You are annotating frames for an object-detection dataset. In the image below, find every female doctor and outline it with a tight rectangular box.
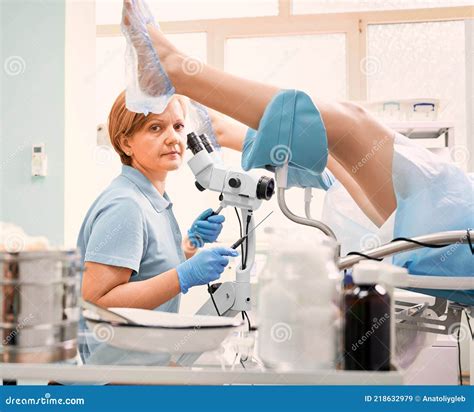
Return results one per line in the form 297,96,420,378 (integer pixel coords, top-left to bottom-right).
78,92,238,365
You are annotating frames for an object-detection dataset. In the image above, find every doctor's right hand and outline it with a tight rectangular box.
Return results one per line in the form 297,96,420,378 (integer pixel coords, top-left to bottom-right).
176,247,239,294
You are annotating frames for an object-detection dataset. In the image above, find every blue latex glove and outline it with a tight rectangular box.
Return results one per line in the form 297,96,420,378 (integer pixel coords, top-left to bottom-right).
177,247,239,294
188,208,225,248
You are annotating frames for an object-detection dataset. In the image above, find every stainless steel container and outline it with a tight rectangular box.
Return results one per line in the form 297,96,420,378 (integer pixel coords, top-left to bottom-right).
0,250,82,363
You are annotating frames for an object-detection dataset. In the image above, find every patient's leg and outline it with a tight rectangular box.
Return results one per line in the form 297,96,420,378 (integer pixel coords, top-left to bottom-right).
327,156,385,226
148,26,396,225
210,109,385,224
316,100,396,225
148,27,278,130
210,108,394,226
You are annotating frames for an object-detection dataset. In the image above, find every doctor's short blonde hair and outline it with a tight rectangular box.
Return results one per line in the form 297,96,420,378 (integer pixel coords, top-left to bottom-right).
108,91,188,165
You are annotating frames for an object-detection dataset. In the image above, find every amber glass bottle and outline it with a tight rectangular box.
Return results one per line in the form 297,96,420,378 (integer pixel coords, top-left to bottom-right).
343,264,391,371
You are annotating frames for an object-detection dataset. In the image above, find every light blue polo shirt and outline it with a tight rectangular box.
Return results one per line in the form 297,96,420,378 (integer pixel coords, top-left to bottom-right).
77,165,185,366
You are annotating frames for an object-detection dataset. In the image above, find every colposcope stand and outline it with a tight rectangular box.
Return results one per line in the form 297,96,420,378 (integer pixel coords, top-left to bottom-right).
177,209,255,366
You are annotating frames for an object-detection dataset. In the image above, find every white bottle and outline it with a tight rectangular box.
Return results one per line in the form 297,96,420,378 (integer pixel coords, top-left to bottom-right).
257,228,341,370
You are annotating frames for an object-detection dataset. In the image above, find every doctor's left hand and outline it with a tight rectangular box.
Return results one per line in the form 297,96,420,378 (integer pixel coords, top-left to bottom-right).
188,208,225,248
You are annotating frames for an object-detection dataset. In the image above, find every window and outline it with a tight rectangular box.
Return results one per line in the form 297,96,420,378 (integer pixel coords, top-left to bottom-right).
292,0,472,15
367,21,467,167
96,0,279,25
225,34,347,100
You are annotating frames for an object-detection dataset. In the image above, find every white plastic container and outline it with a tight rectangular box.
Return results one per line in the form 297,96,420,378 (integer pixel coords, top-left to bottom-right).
360,98,440,122
405,98,439,121
257,228,341,370
360,100,405,121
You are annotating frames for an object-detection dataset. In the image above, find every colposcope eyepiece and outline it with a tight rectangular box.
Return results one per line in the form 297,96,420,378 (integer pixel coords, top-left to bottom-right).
199,134,214,153
187,132,204,155
256,176,275,200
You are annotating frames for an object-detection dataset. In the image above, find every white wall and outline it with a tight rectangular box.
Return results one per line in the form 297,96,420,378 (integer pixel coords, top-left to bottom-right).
65,1,121,248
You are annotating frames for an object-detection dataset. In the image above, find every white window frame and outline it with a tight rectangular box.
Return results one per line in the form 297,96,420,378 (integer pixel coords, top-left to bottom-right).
96,1,472,101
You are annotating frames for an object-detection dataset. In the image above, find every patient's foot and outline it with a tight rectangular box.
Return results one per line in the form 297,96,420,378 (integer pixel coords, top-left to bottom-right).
122,0,176,113
146,24,190,95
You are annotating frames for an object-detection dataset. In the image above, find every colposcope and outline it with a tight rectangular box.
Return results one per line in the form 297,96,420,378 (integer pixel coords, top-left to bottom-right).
186,131,274,302
177,132,275,365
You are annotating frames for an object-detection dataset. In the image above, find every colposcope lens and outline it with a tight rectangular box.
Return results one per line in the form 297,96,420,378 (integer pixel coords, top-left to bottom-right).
199,134,214,153
256,176,275,200
187,132,204,155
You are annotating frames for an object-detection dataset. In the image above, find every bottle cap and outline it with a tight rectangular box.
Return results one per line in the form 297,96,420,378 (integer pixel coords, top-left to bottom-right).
352,260,409,286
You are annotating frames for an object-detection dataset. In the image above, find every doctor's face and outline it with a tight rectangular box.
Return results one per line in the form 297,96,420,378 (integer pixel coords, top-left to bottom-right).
126,98,187,173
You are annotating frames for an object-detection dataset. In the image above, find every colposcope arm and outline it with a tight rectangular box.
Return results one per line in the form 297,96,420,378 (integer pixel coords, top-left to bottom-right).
232,209,255,312
176,211,256,367
275,165,338,242
304,188,313,220
277,188,337,241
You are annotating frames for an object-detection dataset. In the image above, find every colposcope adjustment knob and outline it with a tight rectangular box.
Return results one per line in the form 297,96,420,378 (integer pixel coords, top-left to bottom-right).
195,181,206,192
229,177,241,188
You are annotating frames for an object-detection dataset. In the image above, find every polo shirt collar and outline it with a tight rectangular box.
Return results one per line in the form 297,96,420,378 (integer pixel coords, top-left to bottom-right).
121,165,170,213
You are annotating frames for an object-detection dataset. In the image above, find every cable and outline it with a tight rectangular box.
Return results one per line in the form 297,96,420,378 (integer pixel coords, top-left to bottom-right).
347,230,474,262
457,325,463,386
234,207,243,238
390,237,451,249
242,310,252,331
234,208,245,266
231,352,239,369
207,283,221,316
346,251,383,261
465,310,473,338
243,214,251,270
391,230,474,253
467,229,474,254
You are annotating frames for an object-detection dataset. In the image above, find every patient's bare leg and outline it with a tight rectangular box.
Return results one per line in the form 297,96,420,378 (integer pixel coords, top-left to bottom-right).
148,26,278,130
210,108,394,226
148,26,396,225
